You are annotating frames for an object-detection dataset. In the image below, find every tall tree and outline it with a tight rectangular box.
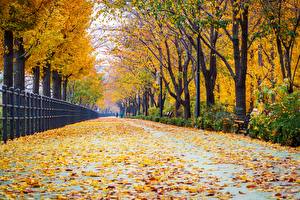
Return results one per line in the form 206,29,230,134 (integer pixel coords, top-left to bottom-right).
261,0,300,93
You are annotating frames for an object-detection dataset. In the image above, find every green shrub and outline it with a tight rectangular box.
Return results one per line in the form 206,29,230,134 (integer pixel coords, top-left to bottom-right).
196,104,234,132
134,115,144,120
248,114,271,141
166,118,175,125
149,107,160,117
270,92,300,146
153,116,160,122
159,117,168,124
173,118,184,126
128,89,299,147
249,90,300,146
184,119,193,127
130,104,234,132
222,117,234,132
144,116,152,121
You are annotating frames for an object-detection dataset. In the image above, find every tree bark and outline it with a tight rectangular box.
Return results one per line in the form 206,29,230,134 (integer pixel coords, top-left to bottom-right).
284,47,293,93
235,80,246,118
52,70,62,99
62,77,68,101
205,81,215,106
199,27,217,107
175,95,181,117
276,36,294,93
3,30,14,88
206,26,218,106
159,47,163,117
143,91,149,116
42,63,51,97
132,98,137,116
149,90,156,107
137,94,141,115
182,49,192,119
231,1,249,119
183,84,191,119
126,99,129,116
142,95,145,115
13,37,25,90
239,4,249,118
195,34,201,118
164,39,183,118
32,66,40,94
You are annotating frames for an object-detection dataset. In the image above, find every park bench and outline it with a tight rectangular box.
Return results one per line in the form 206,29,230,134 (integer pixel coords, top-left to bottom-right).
165,111,174,118
222,118,232,132
234,113,250,135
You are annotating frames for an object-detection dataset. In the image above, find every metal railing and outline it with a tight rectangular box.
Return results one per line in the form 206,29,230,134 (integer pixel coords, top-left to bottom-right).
0,85,99,143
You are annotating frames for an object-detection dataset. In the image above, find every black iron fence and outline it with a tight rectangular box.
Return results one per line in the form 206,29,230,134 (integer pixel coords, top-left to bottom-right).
0,85,99,143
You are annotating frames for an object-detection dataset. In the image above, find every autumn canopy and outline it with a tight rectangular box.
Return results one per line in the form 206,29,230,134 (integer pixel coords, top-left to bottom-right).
0,0,299,199
0,0,102,107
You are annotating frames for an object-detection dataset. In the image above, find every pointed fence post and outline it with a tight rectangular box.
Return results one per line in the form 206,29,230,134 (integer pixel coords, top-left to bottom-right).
2,85,8,143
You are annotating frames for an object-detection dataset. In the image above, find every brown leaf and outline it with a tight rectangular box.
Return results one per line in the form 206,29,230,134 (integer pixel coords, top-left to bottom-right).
246,184,257,189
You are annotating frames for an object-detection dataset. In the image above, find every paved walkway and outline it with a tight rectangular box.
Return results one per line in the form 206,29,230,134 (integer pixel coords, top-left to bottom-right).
0,118,299,199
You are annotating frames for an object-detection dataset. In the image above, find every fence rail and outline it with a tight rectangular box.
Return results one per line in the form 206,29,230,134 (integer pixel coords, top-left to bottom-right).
0,85,99,143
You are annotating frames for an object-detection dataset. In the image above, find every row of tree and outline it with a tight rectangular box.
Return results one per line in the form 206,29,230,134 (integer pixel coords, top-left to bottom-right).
102,0,299,120
0,0,101,104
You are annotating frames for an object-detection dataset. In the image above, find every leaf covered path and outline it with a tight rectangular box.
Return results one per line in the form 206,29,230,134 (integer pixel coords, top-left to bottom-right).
0,118,299,199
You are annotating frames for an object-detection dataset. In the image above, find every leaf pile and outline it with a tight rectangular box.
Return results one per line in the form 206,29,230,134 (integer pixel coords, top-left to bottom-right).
0,118,299,199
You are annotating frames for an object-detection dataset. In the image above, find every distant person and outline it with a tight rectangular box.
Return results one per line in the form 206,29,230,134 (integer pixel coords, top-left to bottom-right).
116,113,119,118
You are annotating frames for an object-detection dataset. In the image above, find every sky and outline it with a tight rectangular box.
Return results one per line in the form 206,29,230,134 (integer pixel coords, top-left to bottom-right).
89,4,120,74
88,3,124,112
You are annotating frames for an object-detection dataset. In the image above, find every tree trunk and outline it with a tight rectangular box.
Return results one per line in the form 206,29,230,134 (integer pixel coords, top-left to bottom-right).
144,91,149,116
205,80,215,106
62,77,68,101
175,95,181,118
198,30,217,107
137,94,141,115
182,57,191,119
149,92,154,107
206,26,218,106
149,90,156,107
132,99,137,116
232,1,248,120
142,95,145,115
270,46,276,102
129,100,132,116
159,48,163,117
3,30,14,88
42,63,51,97
276,36,286,80
238,4,248,118
195,34,201,118
183,101,191,119
284,48,293,93
183,87,191,119
176,38,183,118
127,100,130,116
146,91,149,116
32,66,40,94
235,80,246,118
52,70,62,99
13,37,25,90
276,37,293,93
202,47,217,106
